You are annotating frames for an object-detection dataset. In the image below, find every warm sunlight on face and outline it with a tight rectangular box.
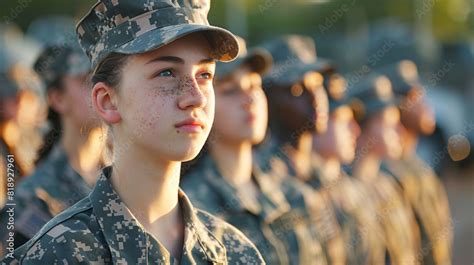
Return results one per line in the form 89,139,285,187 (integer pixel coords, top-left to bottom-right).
379,105,403,159
106,33,216,162
314,105,360,163
213,67,268,145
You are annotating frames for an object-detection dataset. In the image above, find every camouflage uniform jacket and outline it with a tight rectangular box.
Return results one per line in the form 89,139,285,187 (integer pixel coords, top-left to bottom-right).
255,141,346,265
181,155,327,265
309,156,386,265
0,144,92,256
357,170,422,265
383,155,452,265
1,166,265,265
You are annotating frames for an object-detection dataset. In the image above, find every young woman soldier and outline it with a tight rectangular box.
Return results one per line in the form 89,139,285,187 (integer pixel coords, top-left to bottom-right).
350,74,421,265
258,35,346,265
312,87,386,265
2,0,264,264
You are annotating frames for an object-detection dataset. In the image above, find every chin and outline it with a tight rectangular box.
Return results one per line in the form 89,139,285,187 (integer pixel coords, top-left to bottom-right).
340,153,355,164
167,143,206,162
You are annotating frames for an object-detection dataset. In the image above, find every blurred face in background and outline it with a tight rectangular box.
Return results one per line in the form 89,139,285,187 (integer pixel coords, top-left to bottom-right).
314,105,360,164
0,96,20,123
49,73,99,130
266,71,329,135
212,66,268,145
399,87,436,135
358,105,402,160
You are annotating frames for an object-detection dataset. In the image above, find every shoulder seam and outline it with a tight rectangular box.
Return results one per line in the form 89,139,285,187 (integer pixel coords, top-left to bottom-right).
18,197,93,263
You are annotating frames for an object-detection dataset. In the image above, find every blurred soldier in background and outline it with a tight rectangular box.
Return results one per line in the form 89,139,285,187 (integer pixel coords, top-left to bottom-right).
1,23,45,178
349,74,421,265
0,42,107,253
182,36,327,265
379,60,453,265
312,77,387,264
259,35,346,265
0,73,22,208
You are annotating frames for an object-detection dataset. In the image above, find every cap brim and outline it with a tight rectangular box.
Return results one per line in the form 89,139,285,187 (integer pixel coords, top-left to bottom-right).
113,24,239,64
216,48,273,79
264,60,332,87
245,48,273,75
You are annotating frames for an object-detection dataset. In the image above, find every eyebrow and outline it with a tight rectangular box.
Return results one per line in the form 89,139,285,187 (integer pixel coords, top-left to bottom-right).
146,56,215,65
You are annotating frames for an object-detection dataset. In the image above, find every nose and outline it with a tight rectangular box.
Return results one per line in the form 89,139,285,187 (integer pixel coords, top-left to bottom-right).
242,89,256,109
177,76,207,110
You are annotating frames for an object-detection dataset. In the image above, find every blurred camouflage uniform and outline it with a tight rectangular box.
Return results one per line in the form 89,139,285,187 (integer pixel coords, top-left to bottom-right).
1,166,265,264
383,156,452,265
348,74,422,265
379,60,453,265
312,165,386,265
0,145,91,256
182,154,327,265
258,35,347,265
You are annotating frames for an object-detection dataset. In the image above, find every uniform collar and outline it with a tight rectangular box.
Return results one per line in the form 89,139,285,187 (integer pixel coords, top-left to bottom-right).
90,166,226,264
35,144,91,215
202,155,291,224
47,144,88,187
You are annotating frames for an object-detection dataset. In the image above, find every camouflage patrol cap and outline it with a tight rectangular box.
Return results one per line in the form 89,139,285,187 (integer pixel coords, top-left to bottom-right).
33,45,90,89
260,35,333,87
377,60,421,96
76,0,240,69
347,74,396,123
215,36,272,80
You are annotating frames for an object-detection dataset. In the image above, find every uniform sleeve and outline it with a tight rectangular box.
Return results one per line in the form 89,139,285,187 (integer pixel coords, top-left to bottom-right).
197,210,266,265
220,224,266,265
16,220,110,264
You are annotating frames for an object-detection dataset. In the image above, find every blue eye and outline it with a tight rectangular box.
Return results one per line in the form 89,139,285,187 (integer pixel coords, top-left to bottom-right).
199,72,213,80
157,69,173,77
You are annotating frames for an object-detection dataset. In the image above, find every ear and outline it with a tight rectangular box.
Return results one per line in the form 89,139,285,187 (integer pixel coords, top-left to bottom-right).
48,89,67,114
92,82,122,124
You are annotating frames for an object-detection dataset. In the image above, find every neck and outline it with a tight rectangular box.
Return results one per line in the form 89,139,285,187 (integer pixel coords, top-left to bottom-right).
210,139,253,187
111,143,182,226
111,140,184,259
353,152,380,181
402,128,419,157
61,120,104,187
319,157,341,184
284,132,313,180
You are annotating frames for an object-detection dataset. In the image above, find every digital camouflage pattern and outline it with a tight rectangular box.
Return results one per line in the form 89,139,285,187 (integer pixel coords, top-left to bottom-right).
356,171,422,265
309,154,387,265
181,154,327,265
33,44,90,88
255,140,347,265
384,156,453,265
76,0,240,68
0,145,92,256
2,166,265,264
